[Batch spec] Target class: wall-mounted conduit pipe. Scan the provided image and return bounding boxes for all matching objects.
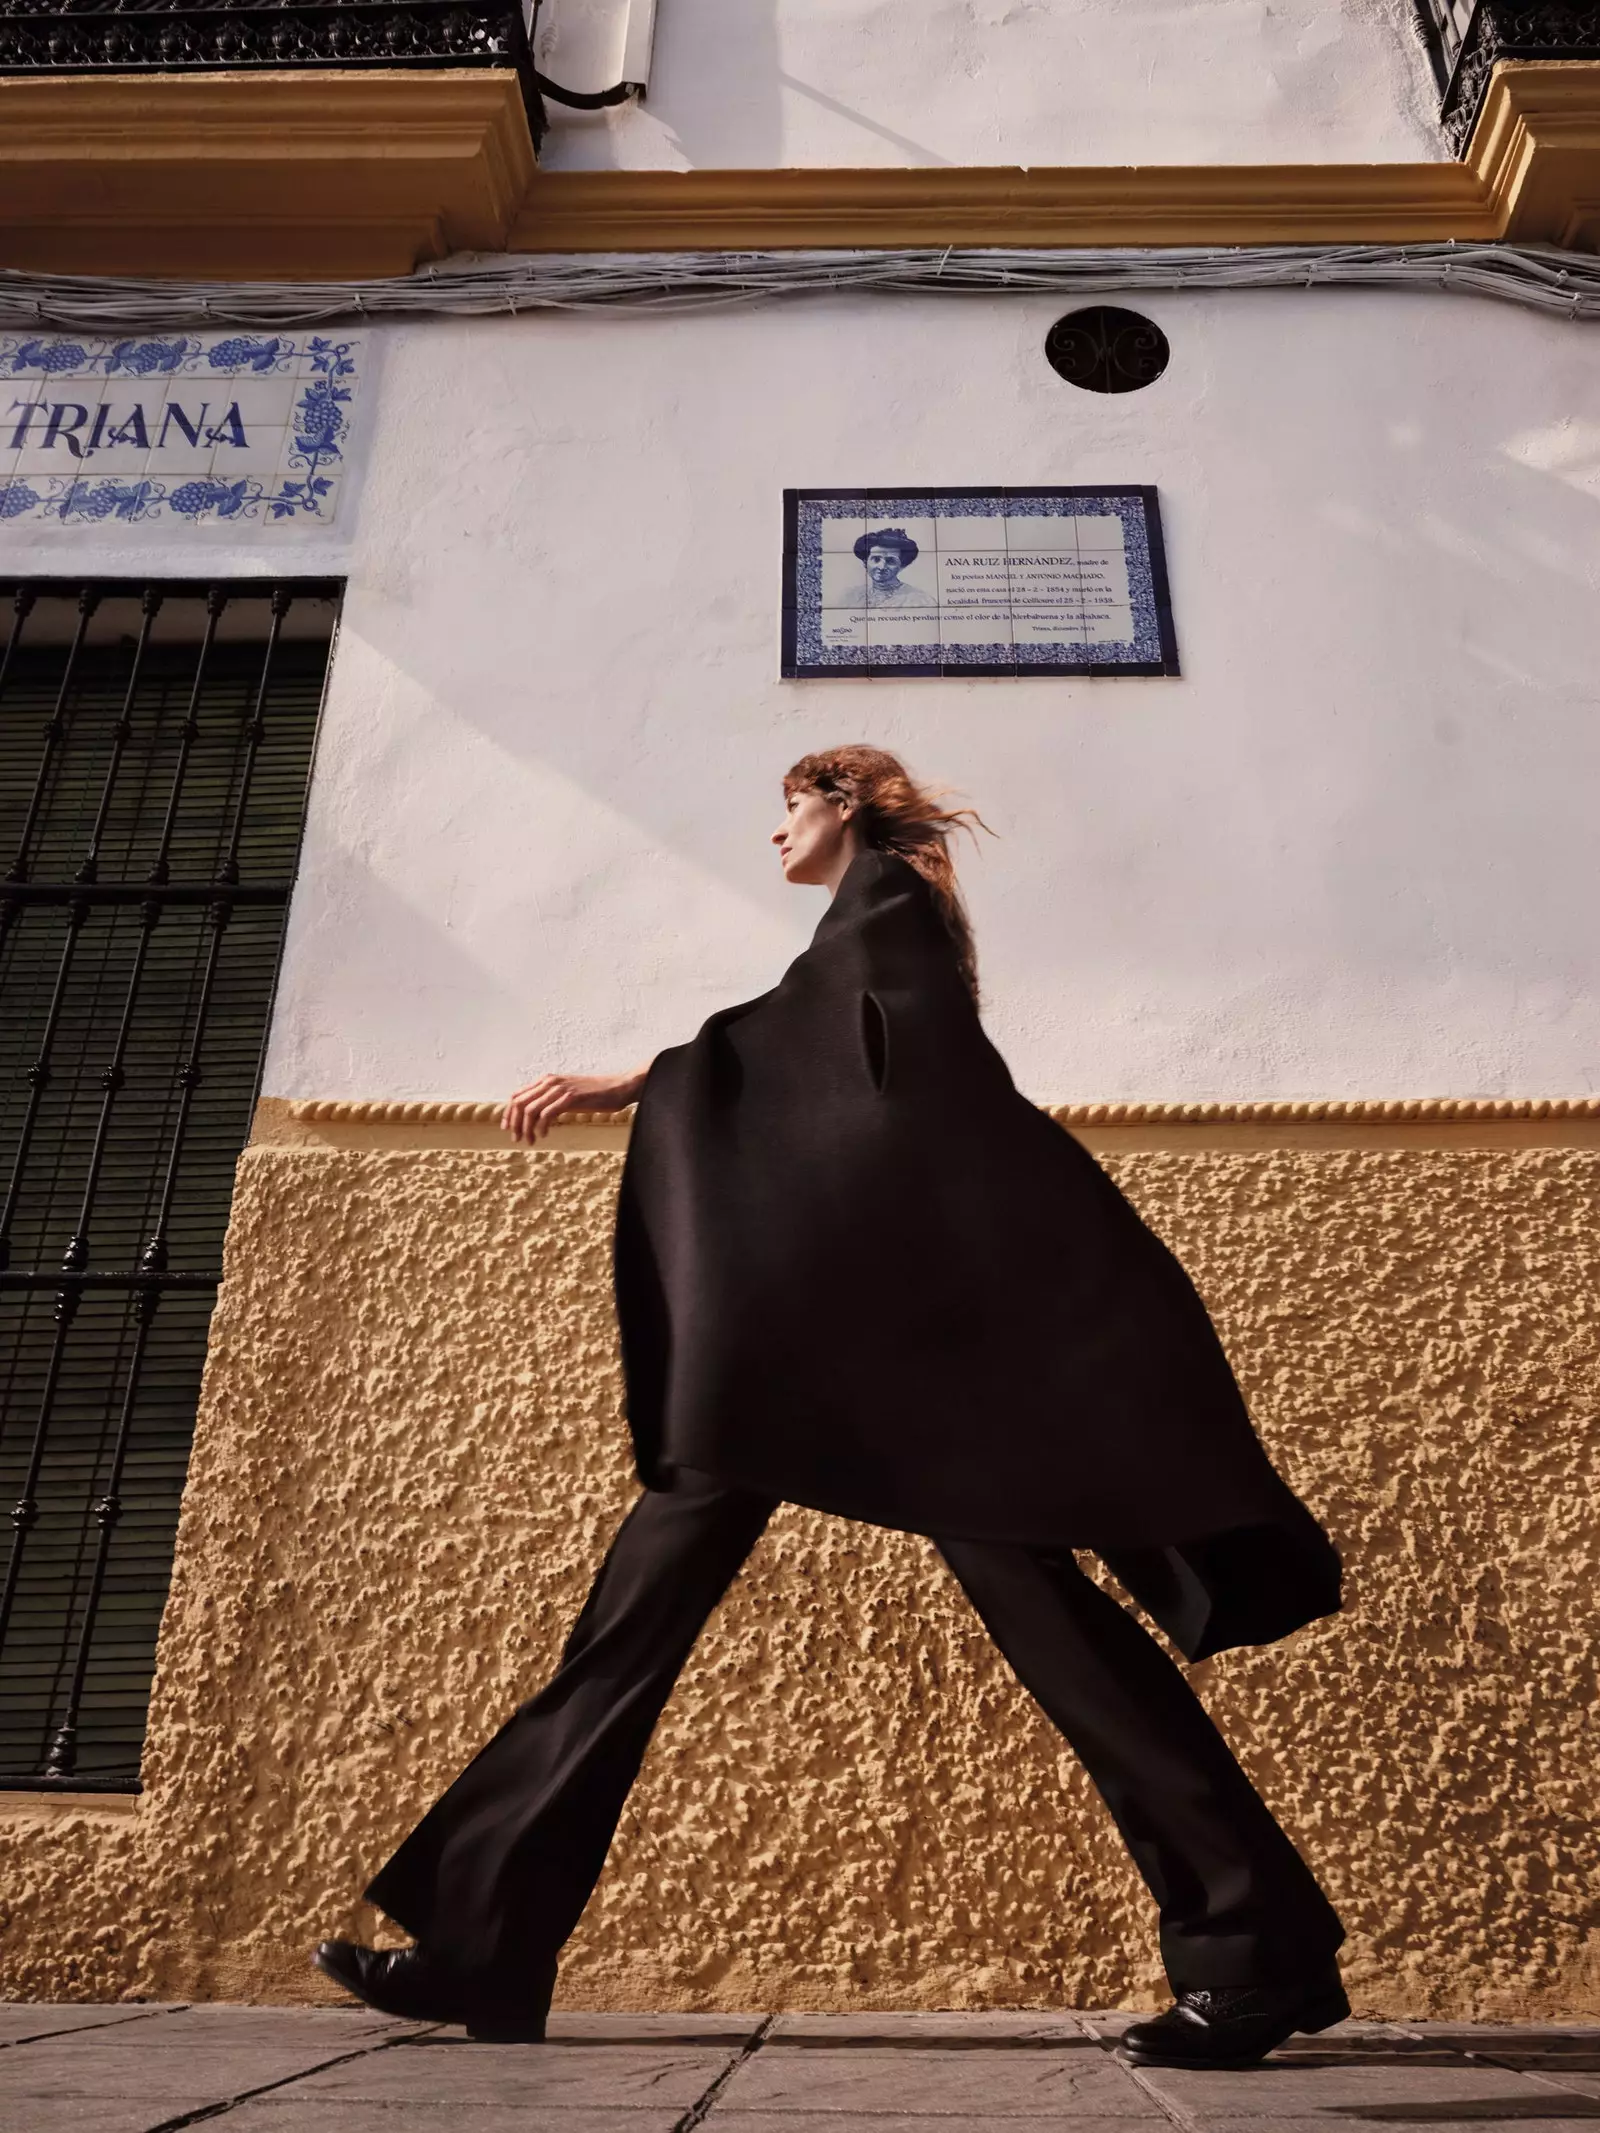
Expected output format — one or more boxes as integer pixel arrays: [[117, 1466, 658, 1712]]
[[535, 0, 657, 105]]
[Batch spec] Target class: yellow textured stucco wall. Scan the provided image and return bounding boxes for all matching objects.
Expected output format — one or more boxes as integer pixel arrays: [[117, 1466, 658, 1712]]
[[3, 1137, 1598, 2017]]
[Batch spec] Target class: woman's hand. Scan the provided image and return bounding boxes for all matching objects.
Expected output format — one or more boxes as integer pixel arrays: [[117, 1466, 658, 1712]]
[[502, 1066, 650, 1144]]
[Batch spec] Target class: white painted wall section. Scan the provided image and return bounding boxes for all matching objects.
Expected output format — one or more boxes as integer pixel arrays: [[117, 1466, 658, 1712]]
[[249, 291, 1600, 1104], [533, 0, 1443, 170]]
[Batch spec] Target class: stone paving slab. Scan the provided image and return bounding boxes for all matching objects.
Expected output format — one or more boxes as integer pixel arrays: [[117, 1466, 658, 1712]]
[[1396, 2028, 1600, 2051], [1410, 2033, 1600, 2077], [1130, 2056, 1600, 2120], [0, 2039, 389, 2101], [4, 2004, 1600, 2130], [0, 2006, 180, 2047], [1168, 2119, 1600, 2132], [0, 2101, 199, 2133], [768, 2011, 1095, 2043], [546, 2014, 764, 2044], [716, 2040, 1158, 2116], [0, 2010, 428, 2133], [228, 2110, 691, 2131], [1270, 2032, 1485, 2056], [1517, 2074, 1600, 2102], [710, 2121, 1150, 2133], [119, 2006, 418, 2047], [286, 2034, 741, 2108], [1404, 2026, 1600, 2037], [1472, 2045, 1600, 2063]]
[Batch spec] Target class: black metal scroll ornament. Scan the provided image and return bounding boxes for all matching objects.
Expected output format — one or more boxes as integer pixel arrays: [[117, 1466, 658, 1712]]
[[1432, 3, 1600, 153], [1044, 307, 1171, 395], [0, 0, 548, 143]]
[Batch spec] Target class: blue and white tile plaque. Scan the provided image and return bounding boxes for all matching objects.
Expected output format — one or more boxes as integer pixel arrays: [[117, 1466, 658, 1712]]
[[0, 332, 363, 531], [782, 487, 1179, 678]]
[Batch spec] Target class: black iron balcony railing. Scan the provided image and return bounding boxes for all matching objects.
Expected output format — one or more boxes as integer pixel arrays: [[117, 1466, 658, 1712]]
[[0, 0, 547, 143], [1415, 0, 1600, 151]]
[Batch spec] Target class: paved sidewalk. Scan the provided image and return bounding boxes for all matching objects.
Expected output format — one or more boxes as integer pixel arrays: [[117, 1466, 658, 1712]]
[[3, 2004, 1600, 2132]]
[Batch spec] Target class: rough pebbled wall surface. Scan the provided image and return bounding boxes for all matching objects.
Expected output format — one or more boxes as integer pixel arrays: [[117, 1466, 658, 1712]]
[[4, 1142, 1597, 2017]]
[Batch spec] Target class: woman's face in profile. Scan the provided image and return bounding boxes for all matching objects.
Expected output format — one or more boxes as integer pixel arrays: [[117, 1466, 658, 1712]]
[[773, 787, 852, 885]]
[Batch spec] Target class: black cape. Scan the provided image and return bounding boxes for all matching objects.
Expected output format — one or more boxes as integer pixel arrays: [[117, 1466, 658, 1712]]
[[613, 848, 1340, 1660]]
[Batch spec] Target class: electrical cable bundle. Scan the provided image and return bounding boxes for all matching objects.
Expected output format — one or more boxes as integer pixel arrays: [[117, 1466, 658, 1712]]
[[1, 242, 1596, 330]]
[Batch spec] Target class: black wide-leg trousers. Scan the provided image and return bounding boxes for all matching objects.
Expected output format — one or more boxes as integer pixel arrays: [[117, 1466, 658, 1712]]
[[367, 1472, 1343, 1995]]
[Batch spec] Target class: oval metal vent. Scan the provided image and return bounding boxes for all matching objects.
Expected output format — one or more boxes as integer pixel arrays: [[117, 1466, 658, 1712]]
[[1045, 307, 1170, 393]]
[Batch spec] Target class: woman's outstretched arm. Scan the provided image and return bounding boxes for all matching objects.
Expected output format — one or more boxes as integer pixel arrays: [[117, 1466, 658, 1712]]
[[502, 1064, 652, 1144]]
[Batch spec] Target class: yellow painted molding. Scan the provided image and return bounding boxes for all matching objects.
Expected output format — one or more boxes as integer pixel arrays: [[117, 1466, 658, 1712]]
[[505, 67, 1600, 254], [284, 1099, 520, 1126], [253, 1092, 1600, 1154], [0, 71, 536, 278], [1046, 1095, 1600, 1124], [253, 1092, 1600, 1160], [508, 161, 1495, 254], [8, 58, 1600, 274], [0, 1790, 138, 1820], [277, 1094, 1600, 1128], [252, 1095, 630, 1151], [1472, 60, 1600, 248], [7, 57, 1600, 274]]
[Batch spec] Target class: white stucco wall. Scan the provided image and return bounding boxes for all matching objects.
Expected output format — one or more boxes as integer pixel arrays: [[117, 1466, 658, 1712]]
[[9, 291, 1598, 1103], [239, 288, 1599, 1105], [533, 0, 1443, 171]]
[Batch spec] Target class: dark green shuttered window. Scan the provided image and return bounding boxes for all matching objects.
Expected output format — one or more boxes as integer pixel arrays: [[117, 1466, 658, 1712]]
[[0, 578, 338, 1788]]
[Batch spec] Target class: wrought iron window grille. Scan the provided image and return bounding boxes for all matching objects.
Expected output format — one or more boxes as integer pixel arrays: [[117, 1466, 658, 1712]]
[[1414, 1, 1600, 152], [0, 576, 337, 1790], [0, 0, 548, 145]]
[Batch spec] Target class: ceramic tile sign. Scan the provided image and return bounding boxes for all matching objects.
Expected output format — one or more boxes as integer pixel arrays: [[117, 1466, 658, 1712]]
[[782, 487, 1178, 678], [0, 332, 363, 532]]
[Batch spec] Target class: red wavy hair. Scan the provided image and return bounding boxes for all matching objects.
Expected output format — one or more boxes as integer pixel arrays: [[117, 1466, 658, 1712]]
[[782, 745, 993, 1004]]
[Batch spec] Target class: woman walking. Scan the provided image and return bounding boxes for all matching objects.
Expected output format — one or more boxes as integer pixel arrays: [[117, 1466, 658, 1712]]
[[316, 745, 1349, 2066]]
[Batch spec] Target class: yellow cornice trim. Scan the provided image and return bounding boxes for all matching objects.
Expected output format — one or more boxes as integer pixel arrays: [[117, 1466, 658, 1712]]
[[0, 71, 535, 278], [251, 1093, 1600, 1155], [1054, 1097, 1600, 1123], [275, 1095, 1600, 1127], [509, 161, 1493, 254], [507, 65, 1600, 254], [1472, 60, 1600, 248], [6, 58, 1600, 275]]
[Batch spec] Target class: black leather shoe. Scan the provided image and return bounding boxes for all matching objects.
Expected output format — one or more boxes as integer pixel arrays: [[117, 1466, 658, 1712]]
[[313, 1940, 557, 2042], [314, 1940, 470, 2024], [1118, 1966, 1351, 2069]]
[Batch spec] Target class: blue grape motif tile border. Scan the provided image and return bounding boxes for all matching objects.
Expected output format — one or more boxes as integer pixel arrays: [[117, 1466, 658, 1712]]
[[0, 472, 337, 525], [2, 332, 333, 380], [780, 486, 1179, 679], [0, 332, 362, 531]]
